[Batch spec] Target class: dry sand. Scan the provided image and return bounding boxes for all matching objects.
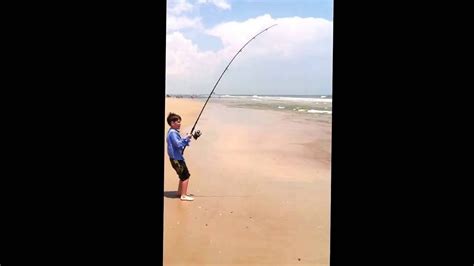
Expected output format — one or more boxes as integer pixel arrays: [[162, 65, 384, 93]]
[[164, 97, 331, 266]]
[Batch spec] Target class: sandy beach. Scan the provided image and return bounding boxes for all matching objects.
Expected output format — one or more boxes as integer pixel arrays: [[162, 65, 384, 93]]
[[164, 97, 331, 265]]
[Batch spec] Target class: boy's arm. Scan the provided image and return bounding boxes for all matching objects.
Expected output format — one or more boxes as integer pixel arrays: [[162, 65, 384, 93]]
[[169, 131, 191, 150]]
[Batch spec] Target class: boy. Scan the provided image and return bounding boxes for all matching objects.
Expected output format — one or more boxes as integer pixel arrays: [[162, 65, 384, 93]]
[[166, 112, 194, 201]]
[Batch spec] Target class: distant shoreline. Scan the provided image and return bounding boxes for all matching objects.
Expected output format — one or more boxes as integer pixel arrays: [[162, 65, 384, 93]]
[[167, 95, 333, 121], [166, 94, 332, 99]]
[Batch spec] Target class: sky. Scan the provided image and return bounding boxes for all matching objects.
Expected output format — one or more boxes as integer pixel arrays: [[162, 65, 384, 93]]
[[166, 0, 333, 95]]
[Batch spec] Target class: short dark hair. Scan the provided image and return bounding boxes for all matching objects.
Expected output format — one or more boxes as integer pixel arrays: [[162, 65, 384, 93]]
[[167, 112, 182, 126]]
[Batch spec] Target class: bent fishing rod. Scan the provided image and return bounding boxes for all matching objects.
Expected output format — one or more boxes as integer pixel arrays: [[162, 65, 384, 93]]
[[182, 24, 277, 154], [182, 24, 277, 153]]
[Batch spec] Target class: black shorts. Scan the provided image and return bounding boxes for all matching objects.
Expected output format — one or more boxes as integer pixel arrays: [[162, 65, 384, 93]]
[[170, 159, 191, 181]]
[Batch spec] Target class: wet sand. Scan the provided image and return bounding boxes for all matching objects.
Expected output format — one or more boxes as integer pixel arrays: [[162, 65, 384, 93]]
[[164, 97, 331, 265]]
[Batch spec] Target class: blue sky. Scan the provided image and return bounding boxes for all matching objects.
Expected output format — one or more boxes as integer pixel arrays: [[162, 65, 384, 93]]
[[166, 0, 333, 95]]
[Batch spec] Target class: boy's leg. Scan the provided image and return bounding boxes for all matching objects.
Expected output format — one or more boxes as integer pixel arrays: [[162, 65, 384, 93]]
[[177, 181, 183, 196], [181, 179, 189, 196], [180, 179, 194, 201], [178, 180, 193, 197]]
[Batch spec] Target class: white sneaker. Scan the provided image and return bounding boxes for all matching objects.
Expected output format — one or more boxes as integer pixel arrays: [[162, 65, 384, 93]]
[[180, 195, 194, 201]]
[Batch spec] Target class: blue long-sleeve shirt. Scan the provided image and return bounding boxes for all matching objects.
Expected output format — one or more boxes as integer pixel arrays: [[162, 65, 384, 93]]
[[166, 128, 190, 160]]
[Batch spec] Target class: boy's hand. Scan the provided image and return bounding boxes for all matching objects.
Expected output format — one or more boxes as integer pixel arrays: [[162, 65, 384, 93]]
[[185, 133, 192, 140]]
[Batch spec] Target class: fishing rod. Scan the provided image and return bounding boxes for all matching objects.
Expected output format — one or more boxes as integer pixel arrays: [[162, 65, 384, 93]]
[[183, 24, 278, 154]]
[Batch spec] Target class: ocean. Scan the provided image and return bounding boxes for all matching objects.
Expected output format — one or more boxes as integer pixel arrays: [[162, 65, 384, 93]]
[[168, 94, 332, 121]]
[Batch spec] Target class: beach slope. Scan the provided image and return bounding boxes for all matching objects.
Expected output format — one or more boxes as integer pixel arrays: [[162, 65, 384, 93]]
[[164, 97, 331, 265]]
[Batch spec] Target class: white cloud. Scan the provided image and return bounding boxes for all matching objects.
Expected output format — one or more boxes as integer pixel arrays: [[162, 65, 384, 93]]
[[197, 0, 231, 10], [166, 32, 221, 77], [166, 14, 333, 94], [166, 32, 196, 75], [168, 0, 194, 15], [206, 14, 333, 59], [167, 15, 203, 31]]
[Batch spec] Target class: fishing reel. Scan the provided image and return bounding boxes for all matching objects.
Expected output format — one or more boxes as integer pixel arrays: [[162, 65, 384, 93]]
[[192, 130, 202, 140]]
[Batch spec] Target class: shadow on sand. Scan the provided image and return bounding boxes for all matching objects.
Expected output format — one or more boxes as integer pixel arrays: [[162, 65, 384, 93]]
[[164, 191, 247, 198], [163, 191, 180, 199]]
